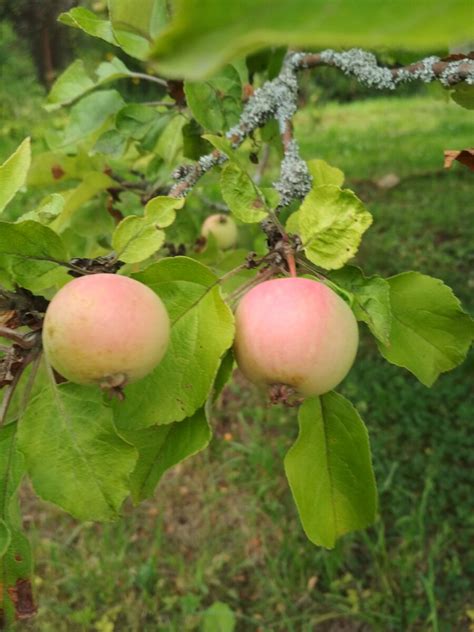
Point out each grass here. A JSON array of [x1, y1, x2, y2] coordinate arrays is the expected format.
[[2, 37, 473, 631]]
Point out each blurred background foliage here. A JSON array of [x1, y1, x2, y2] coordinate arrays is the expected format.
[[0, 2, 473, 630]]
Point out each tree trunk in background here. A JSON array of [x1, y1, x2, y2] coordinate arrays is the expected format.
[[0, 0, 78, 88]]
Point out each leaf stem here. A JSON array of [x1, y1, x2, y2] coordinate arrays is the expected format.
[[129, 72, 168, 87], [287, 252, 297, 277]]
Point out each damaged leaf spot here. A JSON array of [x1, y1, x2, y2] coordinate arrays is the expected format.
[[7, 579, 37, 620], [51, 164, 65, 180]]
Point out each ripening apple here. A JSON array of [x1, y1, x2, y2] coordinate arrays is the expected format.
[[42, 273, 170, 387], [233, 277, 358, 396], [201, 213, 238, 249]]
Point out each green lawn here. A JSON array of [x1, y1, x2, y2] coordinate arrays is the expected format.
[[6, 93, 471, 631]]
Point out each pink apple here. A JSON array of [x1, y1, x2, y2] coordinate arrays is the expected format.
[[42, 273, 170, 387], [234, 277, 358, 396], [201, 213, 238, 249]]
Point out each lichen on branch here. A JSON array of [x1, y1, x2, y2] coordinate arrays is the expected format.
[[170, 48, 474, 209]]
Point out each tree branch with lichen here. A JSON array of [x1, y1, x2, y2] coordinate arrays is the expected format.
[[169, 48, 474, 209]]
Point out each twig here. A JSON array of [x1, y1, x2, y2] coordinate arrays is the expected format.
[[297, 50, 474, 88], [0, 327, 36, 349], [169, 150, 228, 197]]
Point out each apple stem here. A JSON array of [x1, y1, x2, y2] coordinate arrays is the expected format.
[[281, 236, 297, 277], [287, 252, 297, 278]]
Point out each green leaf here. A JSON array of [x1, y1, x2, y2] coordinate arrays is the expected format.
[[109, 0, 167, 40], [46, 57, 138, 111], [182, 120, 213, 160], [94, 129, 127, 156], [286, 184, 372, 270], [0, 220, 66, 259], [376, 272, 474, 386], [51, 172, 114, 232], [0, 423, 25, 531], [95, 56, 134, 83], [141, 112, 174, 152], [61, 90, 125, 147], [19, 193, 64, 225], [18, 382, 137, 521], [202, 601, 236, 632], [112, 216, 165, 264], [285, 393, 377, 549], [0, 220, 68, 291], [0, 424, 35, 624], [307, 159, 344, 187], [119, 407, 211, 503], [202, 134, 236, 161], [450, 83, 474, 110], [0, 529, 35, 624], [220, 162, 268, 223], [27, 150, 106, 186], [144, 196, 185, 228], [108, 0, 167, 59], [329, 266, 391, 345], [113, 257, 234, 428], [261, 187, 281, 210], [155, 114, 186, 165], [112, 196, 185, 263], [45, 60, 95, 111], [212, 349, 234, 402], [184, 65, 242, 132], [150, 0, 474, 79], [59, 7, 117, 44], [115, 103, 156, 139], [0, 138, 31, 214], [0, 519, 10, 559]]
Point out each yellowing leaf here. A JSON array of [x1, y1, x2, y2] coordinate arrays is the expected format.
[[307, 159, 344, 187], [287, 184, 372, 270]]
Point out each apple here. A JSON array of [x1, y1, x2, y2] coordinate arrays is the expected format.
[[233, 277, 358, 396], [201, 213, 238, 249], [42, 273, 170, 387]]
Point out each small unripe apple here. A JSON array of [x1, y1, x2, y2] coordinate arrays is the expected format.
[[234, 277, 358, 396], [201, 214, 238, 249], [42, 273, 170, 387]]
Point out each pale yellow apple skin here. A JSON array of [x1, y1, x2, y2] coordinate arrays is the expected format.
[[42, 274, 170, 386], [234, 277, 358, 396], [201, 214, 238, 249]]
